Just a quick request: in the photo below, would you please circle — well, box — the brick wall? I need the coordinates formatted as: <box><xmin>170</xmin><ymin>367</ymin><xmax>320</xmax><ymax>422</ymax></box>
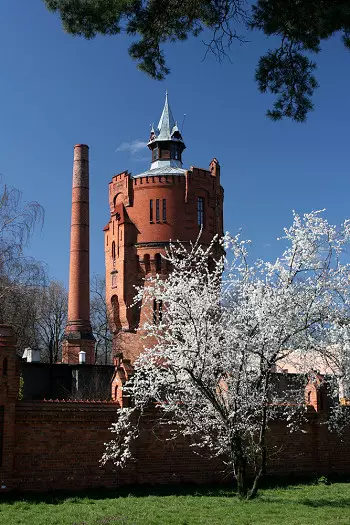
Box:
<box><xmin>5</xmin><ymin>402</ymin><xmax>350</xmax><ymax>492</ymax></box>
<box><xmin>11</xmin><ymin>402</ymin><xmax>223</xmax><ymax>491</ymax></box>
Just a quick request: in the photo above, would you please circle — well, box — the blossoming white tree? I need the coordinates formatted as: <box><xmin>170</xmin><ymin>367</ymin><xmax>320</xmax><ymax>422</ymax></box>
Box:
<box><xmin>102</xmin><ymin>211</ymin><xmax>350</xmax><ymax>499</ymax></box>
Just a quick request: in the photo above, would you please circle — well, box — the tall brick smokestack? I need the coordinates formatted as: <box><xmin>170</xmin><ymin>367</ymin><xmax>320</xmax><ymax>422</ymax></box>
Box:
<box><xmin>62</xmin><ymin>144</ymin><xmax>95</xmax><ymax>364</ymax></box>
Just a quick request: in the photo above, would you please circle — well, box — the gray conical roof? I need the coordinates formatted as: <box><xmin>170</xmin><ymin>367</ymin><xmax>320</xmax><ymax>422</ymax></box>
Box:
<box><xmin>157</xmin><ymin>92</ymin><xmax>176</xmax><ymax>140</ymax></box>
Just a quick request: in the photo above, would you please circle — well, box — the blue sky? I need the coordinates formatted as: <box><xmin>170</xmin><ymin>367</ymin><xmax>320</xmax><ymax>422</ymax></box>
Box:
<box><xmin>0</xmin><ymin>1</ymin><xmax>350</xmax><ymax>286</ymax></box>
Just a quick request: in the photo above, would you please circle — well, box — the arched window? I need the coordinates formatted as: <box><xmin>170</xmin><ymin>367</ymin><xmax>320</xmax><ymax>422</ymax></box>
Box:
<box><xmin>144</xmin><ymin>254</ymin><xmax>151</xmax><ymax>274</ymax></box>
<box><xmin>155</xmin><ymin>253</ymin><xmax>162</xmax><ymax>273</ymax></box>
<box><xmin>3</xmin><ymin>357</ymin><xmax>8</xmax><ymax>376</ymax></box>
<box><xmin>111</xmin><ymin>241</ymin><xmax>116</xmax><ymax>260</ymax></box>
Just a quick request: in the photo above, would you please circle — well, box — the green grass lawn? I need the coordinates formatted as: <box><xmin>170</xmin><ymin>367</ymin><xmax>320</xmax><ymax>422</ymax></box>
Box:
<box><xmin>1</xmin><ymin>482</ymin><xmax>350</xmax><ymax>525</ymax></box>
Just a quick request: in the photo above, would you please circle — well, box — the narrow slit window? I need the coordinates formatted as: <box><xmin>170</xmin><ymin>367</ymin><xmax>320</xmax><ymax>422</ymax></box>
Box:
<box><xmin>197</xmin><ymin>197</ymin><xmax>204</xmax><ymax>227</ymax></box>
<box><xmin>150</xmin><ymin>200</ymin><xmax>153</xmax><ymax>222</ymax></box>
<box><xmin>156</xmin><ymin>199</ymin><xmax>160</xmax><ymax>222</ymax></box>
<box><xmin>153</xmin><ymin>299</ymin><xmax>163</xmax><ymax>325</ymax></box>
<box><xmin>162</xmin><ymin>199</ymin><xmax>166</xmax><ymax>222</ymax></box>
<box><xmin>111</xmin><ymin>241</ymin><xmax>116</xmax><ymax>260</ymax></box>
<box><xmin>153</xmin><ymin>299</ymin><xmax>157</xmax><ymax>324</ymax></box>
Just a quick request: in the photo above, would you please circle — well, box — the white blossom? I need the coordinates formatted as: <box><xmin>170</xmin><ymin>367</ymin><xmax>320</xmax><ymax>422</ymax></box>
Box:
<box><xmin>102</xmin><ymin>211</ymin><xmax>350</xmax><ymax>499</ymax></box>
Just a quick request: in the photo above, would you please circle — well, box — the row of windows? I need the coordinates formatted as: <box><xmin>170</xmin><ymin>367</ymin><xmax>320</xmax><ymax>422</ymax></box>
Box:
<box><xmin>110</xmin><ymin>196</ymin><xmax>206</xmax><ymax>260</ymax></box>
<box><xmin>149</xmin><ymin>197</ymin><xmax>205</xmax><ymax>226</ymax></box>
<box><xmin>141</xmin><ymin>253</ymin><xmax>162</xmax><ymax>273</ymax></box>
<box><xmin>150</xmin><ymin>199</ymin><xmax>167</xmax><ymax>223</ymax></box>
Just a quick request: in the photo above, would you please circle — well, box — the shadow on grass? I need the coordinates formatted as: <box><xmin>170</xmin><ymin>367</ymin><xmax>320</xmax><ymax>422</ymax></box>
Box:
<box><xmin>261</xmin><ymin>496</ymin><xmax>350</xmax><ymax>508</ymax></box>
<box><xmin>301</xmin><ymin>497</ymin><xmax>350</xmax><ymax>508</ymax></box>
<box><xmin>2</xmin><ymin>475</ymin><xmax>350</xmax><ymax>506</ymax></box>
<box><xmin>0</xmin><ymin>484</ymin><xmax>237</xmax><ymax>505</ymax></box>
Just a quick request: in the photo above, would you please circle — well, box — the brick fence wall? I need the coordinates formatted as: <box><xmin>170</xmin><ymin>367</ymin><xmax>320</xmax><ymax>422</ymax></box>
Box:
<box><xmin>5</xmin><ymin>402</ymin><xmax>350</xmax><ymax>492</ymax></box>
<box><xmin>11</xmin><ymin>401</ymin><xmax>223</xmax><ymax>491</ymax></box>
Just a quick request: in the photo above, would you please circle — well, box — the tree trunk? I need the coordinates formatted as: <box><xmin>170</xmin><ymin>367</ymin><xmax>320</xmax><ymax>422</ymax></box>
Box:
<box><xmin>232</xmin><ymin>439</ymin><xmax>248</xmax><ymax>498</ymax></box>
<box><xmin>236</xmin><ymin>462</ymin><xmax>247</xmax><ymax>498</ymax></box>
<box><xmin>247</xmin><ymin>442</ymin><xmax>266</xmax><ymax>500</ymax></box>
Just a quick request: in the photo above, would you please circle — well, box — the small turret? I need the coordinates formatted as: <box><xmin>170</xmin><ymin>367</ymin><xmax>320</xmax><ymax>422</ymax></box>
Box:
<box><xmin>148</xmin><ymin>92</ymin><xmax>186</xmax><ymax>170</ymax></box>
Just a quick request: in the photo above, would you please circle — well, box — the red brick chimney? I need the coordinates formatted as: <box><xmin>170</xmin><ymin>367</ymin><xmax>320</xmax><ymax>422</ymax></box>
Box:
<box><xmin>62</xmin><ymin>144</ymin><xmax>95</xmax><ymax>364</ymax></box>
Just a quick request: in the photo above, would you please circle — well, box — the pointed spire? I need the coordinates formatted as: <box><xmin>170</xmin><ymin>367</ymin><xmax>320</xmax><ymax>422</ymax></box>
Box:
<box><xmin>157</xmin><ymin>91</ymin><xmax>176</xmax><ymax>140</ymax></box>
<box><xmin>146</xmin><ymin>92</ymin><xmax>186</xmax><ymax>171</ymax></box>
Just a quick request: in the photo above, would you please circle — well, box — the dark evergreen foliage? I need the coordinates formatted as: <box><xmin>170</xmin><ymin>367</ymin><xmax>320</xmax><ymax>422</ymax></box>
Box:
<box><xmin>44</xmin><ymin>0</ymin><xmax>350</xmax><ymax>121</ymax></box>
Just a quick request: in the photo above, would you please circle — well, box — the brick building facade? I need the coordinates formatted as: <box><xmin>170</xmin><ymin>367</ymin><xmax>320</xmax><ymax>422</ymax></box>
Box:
<box><xmin>104</xmin><ymin>94</ymin><xmax>224</xmax><ymax>363</ymax></box>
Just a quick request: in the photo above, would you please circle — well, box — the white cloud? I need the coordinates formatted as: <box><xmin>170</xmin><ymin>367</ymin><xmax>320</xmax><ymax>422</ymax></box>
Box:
<box><xmin>116</xmin><ymin>140</ymin><xmax>147</xmax><ymax>156</ymax></box>
<box><xmin>134</xmin><ymin>155</ymin><xmax>149</xmax><ymax>163</ymax></box>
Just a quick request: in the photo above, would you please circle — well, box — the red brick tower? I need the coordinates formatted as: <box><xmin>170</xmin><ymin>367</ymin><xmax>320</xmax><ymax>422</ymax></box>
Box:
<box><xmin>62</xmin><ymin>144</ymin><xmax>95</xmax><ymax>364</ymax></box>
<box><xmin>105</xmin><ymin>94</ymin><xmax>224</xmax><ymax>363</ymax></box>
